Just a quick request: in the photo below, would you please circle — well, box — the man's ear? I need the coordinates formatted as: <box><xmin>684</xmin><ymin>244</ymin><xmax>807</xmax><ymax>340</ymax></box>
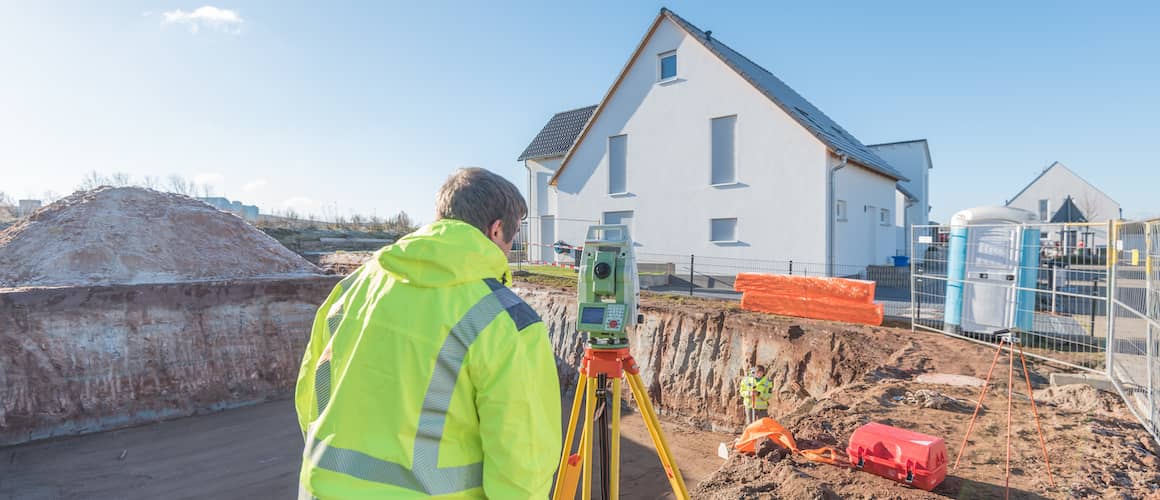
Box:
<box><xmin>488</xmin><ymin>219</ymin><xmax>504</xmax><ymax>241</ymax></box>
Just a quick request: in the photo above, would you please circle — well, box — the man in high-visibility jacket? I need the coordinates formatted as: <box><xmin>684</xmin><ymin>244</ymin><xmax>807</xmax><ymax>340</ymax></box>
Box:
<box><xmin>739</xmin><ymin>365</ymin><xmax>772</xmax><ymax>424</ymax></box>
<box><xmin>295</xmin><ymin>167</ymin><xmax>562</xmax><ymax>499</ymax></box>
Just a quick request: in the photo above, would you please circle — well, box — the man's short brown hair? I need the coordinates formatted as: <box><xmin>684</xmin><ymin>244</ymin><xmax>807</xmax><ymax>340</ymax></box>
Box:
<box><xmin>435</xmin><ymin>167</ymin><xmax>527</xmax><ymax>242</ymax></box>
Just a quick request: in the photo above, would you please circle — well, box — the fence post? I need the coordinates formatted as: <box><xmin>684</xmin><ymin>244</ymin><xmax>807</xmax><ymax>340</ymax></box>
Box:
<box><xmin>689</xmin><ymin>254</ymin><xmax>695</xmax><ymax>297</ymax></box>
<box><xmin>1146</xmin><ymin>222</ymin><xmax>1155</xmax><ymax>426</ymax></box>
<box><xmin>788</xmin><ymin>260</ymin><xmax>793</xmax><ymax>276</ymax></box>
<box><xmin>1051</xmin><ymin>265</ymin><xmax>1058</xmax><ymax>314</ymax></box>
<box><xmin>1091</xmin><ymin>277</ymin><xmax>1098</xmax><ymax>336</ymax></box>
<box><xmin>1107</xmin><ymin>220</ymin><xmax>1117</xmax><ymax>374</ymax></box>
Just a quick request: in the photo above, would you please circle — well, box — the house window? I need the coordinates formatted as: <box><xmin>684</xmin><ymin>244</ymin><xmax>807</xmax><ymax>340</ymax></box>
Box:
<box><xmin>603</xmin><ymin>211</ymin><xmax>634</xmax><ymax>233</ymax></box>
<box><xmin>880</xmin><ymin>208</ymin><xmax>891</xmax><ymax>226</ymax></box>
<box><xmin>608</xmin><ymin>134</ymin><xmax>627</xmax><ymax>194</ymax></box>
<box><xmin>1038</xmin><ymin>199</ymin><xmax>1049</xmax><ymax>221</ymax></box>
<box><xmin>711</xmin><ymin>115</ymin><xmax>736</xmax><ymax>185</ymax></box>
<box><xmin>835</xmin><ymin>200</ymin><xmax>847</xmax><ymax>221</ymax></box>
<box><xmin>710</xmin><ymin>218</ymin><xmax>737</xmax><ymax>242</ymax></box>
<box><xmin>659</xmin><ymin>51</ymin><xmax>677</xmax><ymax>80</ymax></box>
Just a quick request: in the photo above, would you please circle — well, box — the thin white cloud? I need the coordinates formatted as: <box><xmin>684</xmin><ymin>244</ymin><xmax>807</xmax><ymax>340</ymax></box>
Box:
<box><xmin>161</xmin><ymin>6</ymin><xmax>244</xmax><ymax>34</ymax></box>
<box><xmin>282</xmin><ymin>196</ymin><xmax>320</xmax><ymax>214</ymax></box>
<box><xmin>243</xmin><ymin>178</ymin><xmax>268</xmax><ymax>192</ymax></box>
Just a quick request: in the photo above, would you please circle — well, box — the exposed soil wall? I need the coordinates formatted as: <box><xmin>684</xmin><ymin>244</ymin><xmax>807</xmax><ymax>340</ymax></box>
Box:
<box><xmin>517</xmin><ymin>285</ymin><xmax>897</xmax><ymax>433</ymax></box>
<box><xmin>0</xmin><ymin>276</ymin><xmax>339</xmax><ymax>446</ymax></box>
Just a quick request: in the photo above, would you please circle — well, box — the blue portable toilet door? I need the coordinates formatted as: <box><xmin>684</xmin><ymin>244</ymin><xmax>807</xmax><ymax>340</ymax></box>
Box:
<box><xmin>961</xmin><ymin>225</ymin><xmax>1022</xmax><ymax>334</ymax></box>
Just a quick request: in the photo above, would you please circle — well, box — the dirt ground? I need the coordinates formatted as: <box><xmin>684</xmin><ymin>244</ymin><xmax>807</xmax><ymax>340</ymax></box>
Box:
<box><xmin>691</xmin><ymin>339</ymin><xmax>1160</xmax><ymax>499</ymax></box>
<box><xmin>0</xmin><ymin>397</ymin><xmax>729</xmax><ymax>500</ymax></box>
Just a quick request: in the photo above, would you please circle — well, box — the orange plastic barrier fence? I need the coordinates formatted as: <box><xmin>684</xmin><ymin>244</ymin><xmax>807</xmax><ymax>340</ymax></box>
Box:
<box><xmin>734</xmin><ymin>273</ymin><xmax>883</xmax><ymax>326</ymax></box>
<box><xmin>734</xmin><ymin>273</ymin><xmax>876</xmax><ymax>303</ymax></box>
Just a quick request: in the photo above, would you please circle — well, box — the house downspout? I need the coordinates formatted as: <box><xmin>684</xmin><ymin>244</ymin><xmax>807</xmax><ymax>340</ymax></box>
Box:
<box><xmin>827</xmin><ymin>152</ymin><xmax>848</xmax><ymax>277</ymax></box>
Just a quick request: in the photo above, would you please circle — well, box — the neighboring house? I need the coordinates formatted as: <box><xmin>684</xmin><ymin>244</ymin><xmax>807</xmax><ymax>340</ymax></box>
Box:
<box><xmin>869</xmin><ymin>140</ymin><xmax>935</xmax><ymax>257</ymax></box>
<box><xmin>17</xmin><ymin>199</ymin><xmax>42</xmax><ymax>218</ymax></box>
<box><xmin>198</xmin><ymin>196</ymin><xmax>260</xmax><ymax>221</ymax></box>
<box><xmin>517</xmin><ymin>105</ymin><xmax>597</xmax><ymax>263</ymax></box>
<box><xmin>1005</xmin><ymin>161</ymin><xmax>1120</xmax><ymax>249</ymax></box>
<box><xmin>519</xmin><ymin>8</ymin><xmax>915</xmax><ymax>272</ymax></box>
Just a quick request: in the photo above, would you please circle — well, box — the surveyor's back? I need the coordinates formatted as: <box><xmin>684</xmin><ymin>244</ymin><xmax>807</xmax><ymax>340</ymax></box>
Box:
<box><xmin>294</xmin><ymin>219</ymin><xmax>562</xmax><ymax>498</ymax></box>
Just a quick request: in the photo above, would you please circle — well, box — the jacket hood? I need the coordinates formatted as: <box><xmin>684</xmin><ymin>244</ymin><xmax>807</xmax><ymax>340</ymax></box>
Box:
<box><xmin>375</xmin><ymin>219</ymin><xmax>511</xmax><ymax>287</ymax></box>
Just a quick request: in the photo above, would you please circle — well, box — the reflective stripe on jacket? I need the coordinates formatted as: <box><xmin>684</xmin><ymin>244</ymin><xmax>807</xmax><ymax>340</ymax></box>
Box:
<box><xmin>295</xmin><ymin>219</ymin><xmax>562</xmax><ymax>499</ymax></box>
<box><xmin>739</xmin><ymin>376</ymin><xmax>772</xmax><ymax>410</ymax></box>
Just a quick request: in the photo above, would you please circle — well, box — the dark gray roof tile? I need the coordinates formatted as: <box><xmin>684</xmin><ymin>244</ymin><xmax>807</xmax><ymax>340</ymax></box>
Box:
<box><xmin>517</xmin><ymin>105</ymin><xmax>597</xmax><ymax>161</ymax></box>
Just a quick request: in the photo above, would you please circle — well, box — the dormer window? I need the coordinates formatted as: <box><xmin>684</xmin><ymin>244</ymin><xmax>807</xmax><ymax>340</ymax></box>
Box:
<box><xmin>659</xmin><ymin>51</ymin><xmax>677</xmax><ymax>81</ymax></box>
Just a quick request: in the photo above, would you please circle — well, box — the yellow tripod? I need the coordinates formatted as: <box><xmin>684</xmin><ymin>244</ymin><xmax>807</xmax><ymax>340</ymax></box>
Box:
<box><xmin>552</xmin><ymin>347</ymin><xmax>690</xmax><ymax>500</ymax></box>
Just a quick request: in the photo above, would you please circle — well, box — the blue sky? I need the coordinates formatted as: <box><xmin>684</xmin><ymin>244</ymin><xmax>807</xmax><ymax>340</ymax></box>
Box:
<box><xmin>2</xmin><ymin>1</ymin><xmax>1158</xmax><ymax>224</ymax></box>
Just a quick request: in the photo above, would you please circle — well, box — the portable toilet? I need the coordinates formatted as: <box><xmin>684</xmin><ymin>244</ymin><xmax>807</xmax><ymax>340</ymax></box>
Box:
<box><xmin>944</xmin><ymin>206</ymin><xmax>1040</xmax><ymax>335</ymax></box>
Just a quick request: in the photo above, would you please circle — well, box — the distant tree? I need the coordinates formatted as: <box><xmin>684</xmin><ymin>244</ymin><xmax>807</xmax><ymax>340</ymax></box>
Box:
<box><xmin>200</xmin><ymin>183</ymin><xmax>215</xmax><ymax>198</ymax></box>
<box><xmin>168</xmin><ymin>175</ymin><xmax>194</xmax><ymax>196</ymax></box>
<box><xmin>142</xmin><ymin>175</ymin><xmax>161</xmax><ymax>190</ymax></box>
<box><xmin>78</xmin><ymin>170</ymin><xmax>109</xmax><ymax>191</ymax></box>
<box><xmin>110</xmin><ymin>172</ymin><xmax>131</xmax><ymax>187</ymax></box>
<box><xmin>0</xmin><ymin>191</ymin><xmax>12</xmax><ymax>207</ymax></box>
<box><xmin>42</xmin><ymin>190</ymin><xmax>61</xmax><ymax>204</ymax></box>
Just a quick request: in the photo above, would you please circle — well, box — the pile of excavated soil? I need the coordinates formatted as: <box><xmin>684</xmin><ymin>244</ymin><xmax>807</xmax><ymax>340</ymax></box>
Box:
<box><xmin>0</xmin><ymin>187</ymin><xmax>321</xmax><ymax>288</ymax></box>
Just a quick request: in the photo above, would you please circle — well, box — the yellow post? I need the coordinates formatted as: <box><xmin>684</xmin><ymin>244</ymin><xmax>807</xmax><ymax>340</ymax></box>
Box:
<box><xmin>553</xmin><ymin>374</ymin><xmax>587</xmax><ymax>500</ymax></box>
<box><xmin>610</xmin><ymin>377</ymin><xmax>621</xmax><ymax>500</ymax></box>
<box><xmin>582</xmin><ymin>375</ymin><xmax>597</xmax><ymax>500</ymax></box>
<box><xmin>626</xmin><ymin>373</ymin><xmax>690</xmax><ymax>499</ymax></box>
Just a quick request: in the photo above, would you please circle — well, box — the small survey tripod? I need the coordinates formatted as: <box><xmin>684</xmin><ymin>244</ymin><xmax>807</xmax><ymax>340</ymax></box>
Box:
<box><xmin>552</xmin><ymin>343</ymin><xmax>691</xmax><ymax>500</ymax></box>
<box><xmin>953</xmin><ymin>328</ymin><xmax>1055</xmax><ymax>498</ymax></box>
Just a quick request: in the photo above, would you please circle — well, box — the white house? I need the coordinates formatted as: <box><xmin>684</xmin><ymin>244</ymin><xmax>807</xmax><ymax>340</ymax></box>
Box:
<box><xmin>868</xmin><ymin>140</ymin><xmax>935</xmax><ymax>257</ymax></box>
<box><xmin>1005</xmin><ymin>161</ymin><xmax>1120</xmax><ymax>248</ymax></box>
<box><xmin>519</xmin><ymin>8</ymin><xmax>916</xmax><ymax>273</ymax></box>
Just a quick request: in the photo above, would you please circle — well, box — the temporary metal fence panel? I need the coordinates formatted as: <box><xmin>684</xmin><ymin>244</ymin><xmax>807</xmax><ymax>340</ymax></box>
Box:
<box><xmin>911</xmin><ymin>222</ymin><xmax>1109</xmax><ymax>373</ymax></box>
<box><xmin>1107</xmin><ymin>220</ymin><xmax>1159</xmax><ymax>445</ymax></box>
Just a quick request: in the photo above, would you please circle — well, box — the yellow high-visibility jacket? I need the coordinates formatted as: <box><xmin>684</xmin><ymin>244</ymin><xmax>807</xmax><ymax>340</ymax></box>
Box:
<box><xmin>739</xmin><ymin>375</ymin><xmax>772</xmax><ymax>410</ymax></box>
<box><xmin>295</xmin><ymin>219</ymin><xmax>562</xmax><ymax>499</ymax></box>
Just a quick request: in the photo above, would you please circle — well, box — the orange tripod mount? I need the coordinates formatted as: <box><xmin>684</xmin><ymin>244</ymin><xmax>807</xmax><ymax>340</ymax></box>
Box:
<box><xmin>953</xmin><ymin>329</ymin><xmax>1055</xmax><ymax>499</ymax></box>
<box><xmin>552</xmin><ymin>346</ymin><xmax>690</xmax><ymax>500</ymax></box>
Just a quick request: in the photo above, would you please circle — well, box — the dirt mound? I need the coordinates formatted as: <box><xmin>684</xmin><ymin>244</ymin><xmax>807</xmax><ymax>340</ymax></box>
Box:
<box><xmin>693</xmin><ymin>454</ymin><xmax>841</xmax><ymax>499</ymax></box>
<box><xmin>1033</xmin><ymin>384</ymin><xmax>1119</xmax><ymax>413</ymax></box>
<box><xmin>0</xmin><ymin>187</ymin><xmax>321</xmax><ymax>288</ymax></box>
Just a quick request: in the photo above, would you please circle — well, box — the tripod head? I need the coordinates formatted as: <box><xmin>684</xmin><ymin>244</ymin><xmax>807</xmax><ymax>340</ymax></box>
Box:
<box><xmin>576</xmin><ymin>224</ymin><xmax>641</xmax><ymax>350</ymax></box>
<box><xmin>992</xmin><ymin>328</ymin><xmax>1022</xmax><ymax>345</ymax></box>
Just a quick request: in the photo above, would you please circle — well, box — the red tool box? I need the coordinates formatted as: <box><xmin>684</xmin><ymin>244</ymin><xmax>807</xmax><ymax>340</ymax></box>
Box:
<box><xmin>846</xmin><ymin>422</ymin><xmax>947</xmax><ymax>491</ymax></box>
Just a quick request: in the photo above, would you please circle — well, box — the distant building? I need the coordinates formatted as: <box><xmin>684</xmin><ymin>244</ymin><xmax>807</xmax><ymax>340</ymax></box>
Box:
<box><xmin>1005</xmin><ymin>161</ymin><xmax>1119</xmax><ymax>249</ymax></box>
<box><xmin>198</xmin><ymin>197</ymin><xmax>260</xmax><ymax>221</ymax></box>
<box><xmin>17</xmin><ymin>200</ymin><xmax>41</xmax><ymax>217</ymax></box>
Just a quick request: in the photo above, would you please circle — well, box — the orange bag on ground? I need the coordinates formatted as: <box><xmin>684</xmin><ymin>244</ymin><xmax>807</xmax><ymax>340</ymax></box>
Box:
<box><xmin>734</xmin><ymin>418</ymin><xmax>796</xmax><ymax>454</ymax></box>
<box><xmin>734</xmin><ymin>418</ymin><xmax>848</xmax><ymax>467</ymax></box>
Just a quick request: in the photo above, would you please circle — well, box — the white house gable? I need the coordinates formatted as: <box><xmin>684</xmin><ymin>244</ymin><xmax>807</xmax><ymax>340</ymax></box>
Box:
<box><xmin>1007</xmin><ymin>162</ymin><xmax>1120</xmax><ymax>223</ymax></box>
<box><xmin>553</xmin><ymin>16</ymin><xmax>831</xmax><ymax>261</ymax></box>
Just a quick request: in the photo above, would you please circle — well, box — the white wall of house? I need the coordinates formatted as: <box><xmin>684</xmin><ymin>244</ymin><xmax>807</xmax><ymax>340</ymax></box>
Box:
<box><xmin>524</xmin><ymin>157</ymin><xmax>562</xmax><ymax>262</ymax></box>
<box><xmin>552</xmin><ymin>17</ymin><xmax>833</xmax><ymax>264</ymax></box>
<box><xmin>869</xmin><ymin>141</ymin><xmax>931</xmax><ymax>226</ymax></box>
<box><xmin>1007</xmin><ymin>163</ymin><xmax>1120</xmax><ymax>224</ymax></box>
<box><xmin>895</xmin><ymin>190</ymin><xmax>909</xmax><ymax>257</ymax></box>
<box><xmin>831</xmin><ymin>155</ymin><xmax>900</xmax><ymax>270</ymax></box>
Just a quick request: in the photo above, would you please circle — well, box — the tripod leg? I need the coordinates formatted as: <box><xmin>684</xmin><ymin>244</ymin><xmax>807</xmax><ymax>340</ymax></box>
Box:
<box><xmin>598</xmin><ymin>375</ymin><xmax>610</xmax><ymax>500</ymax></box>
<box><xmin>554</xmin><ymin>374</ymin><xmax>588</xmax><ymax>500</ymax></box>
<box><xmin>583</xmin><ymin>375</ymin><xmax>597</xmax><ymax>500</ymax></box>
<box><xmin>610</xmin><ymin>377</ymin><xmax>621</xmax><ymax>500</ymax></box>
<box><xmin>1006</xmin><ymin>342</ymin><xmax>1014</xmax><ymax>499</ymax></box>
<box><xmin>626</xmin><ymin>372</ymin><xmax>690</xmax><ymax>500</ymax></box>
<box><xmin>1017</xmin><ymin>344</ymin><xmax>1056</xmax><ymax>488</ymax></box>
<box><xmin>954</xmin><ymin>339</ymin><xmax>1006</xmax><ymax>472</ymax></box>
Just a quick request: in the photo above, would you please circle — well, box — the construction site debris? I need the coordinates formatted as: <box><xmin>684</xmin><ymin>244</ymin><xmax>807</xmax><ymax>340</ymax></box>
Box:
<box><xmin>1033</xmin><ymin>384</ymin><xmax>1119</xmax><ymax>414</ymax></box>
<box><xmin>0</xmin><ymin>187</ymin><xmax>321</xmax><ymax>288</ymax></box>
<box><xmin>914</xmin><ymin>373</ymin><xmax>987</xmax><ymax>387</ymax></box>
<box><xmin>904</xmin><ymin>389</ymin><xmax>968</xmax><ymax>411</ymax></box>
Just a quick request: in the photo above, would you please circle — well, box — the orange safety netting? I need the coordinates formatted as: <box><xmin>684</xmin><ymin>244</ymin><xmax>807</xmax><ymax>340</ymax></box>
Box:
<box><xmin>733</xmin><ymin>417</ymin><xmax>847</xmax><ymax>467</ymax></box>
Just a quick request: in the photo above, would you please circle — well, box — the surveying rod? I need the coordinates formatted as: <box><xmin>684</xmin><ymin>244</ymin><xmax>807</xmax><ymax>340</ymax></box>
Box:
<box><xmin>552</xmin><ymin>225</ymin><xmax>690</xmax><ymax>500</ymax></box>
